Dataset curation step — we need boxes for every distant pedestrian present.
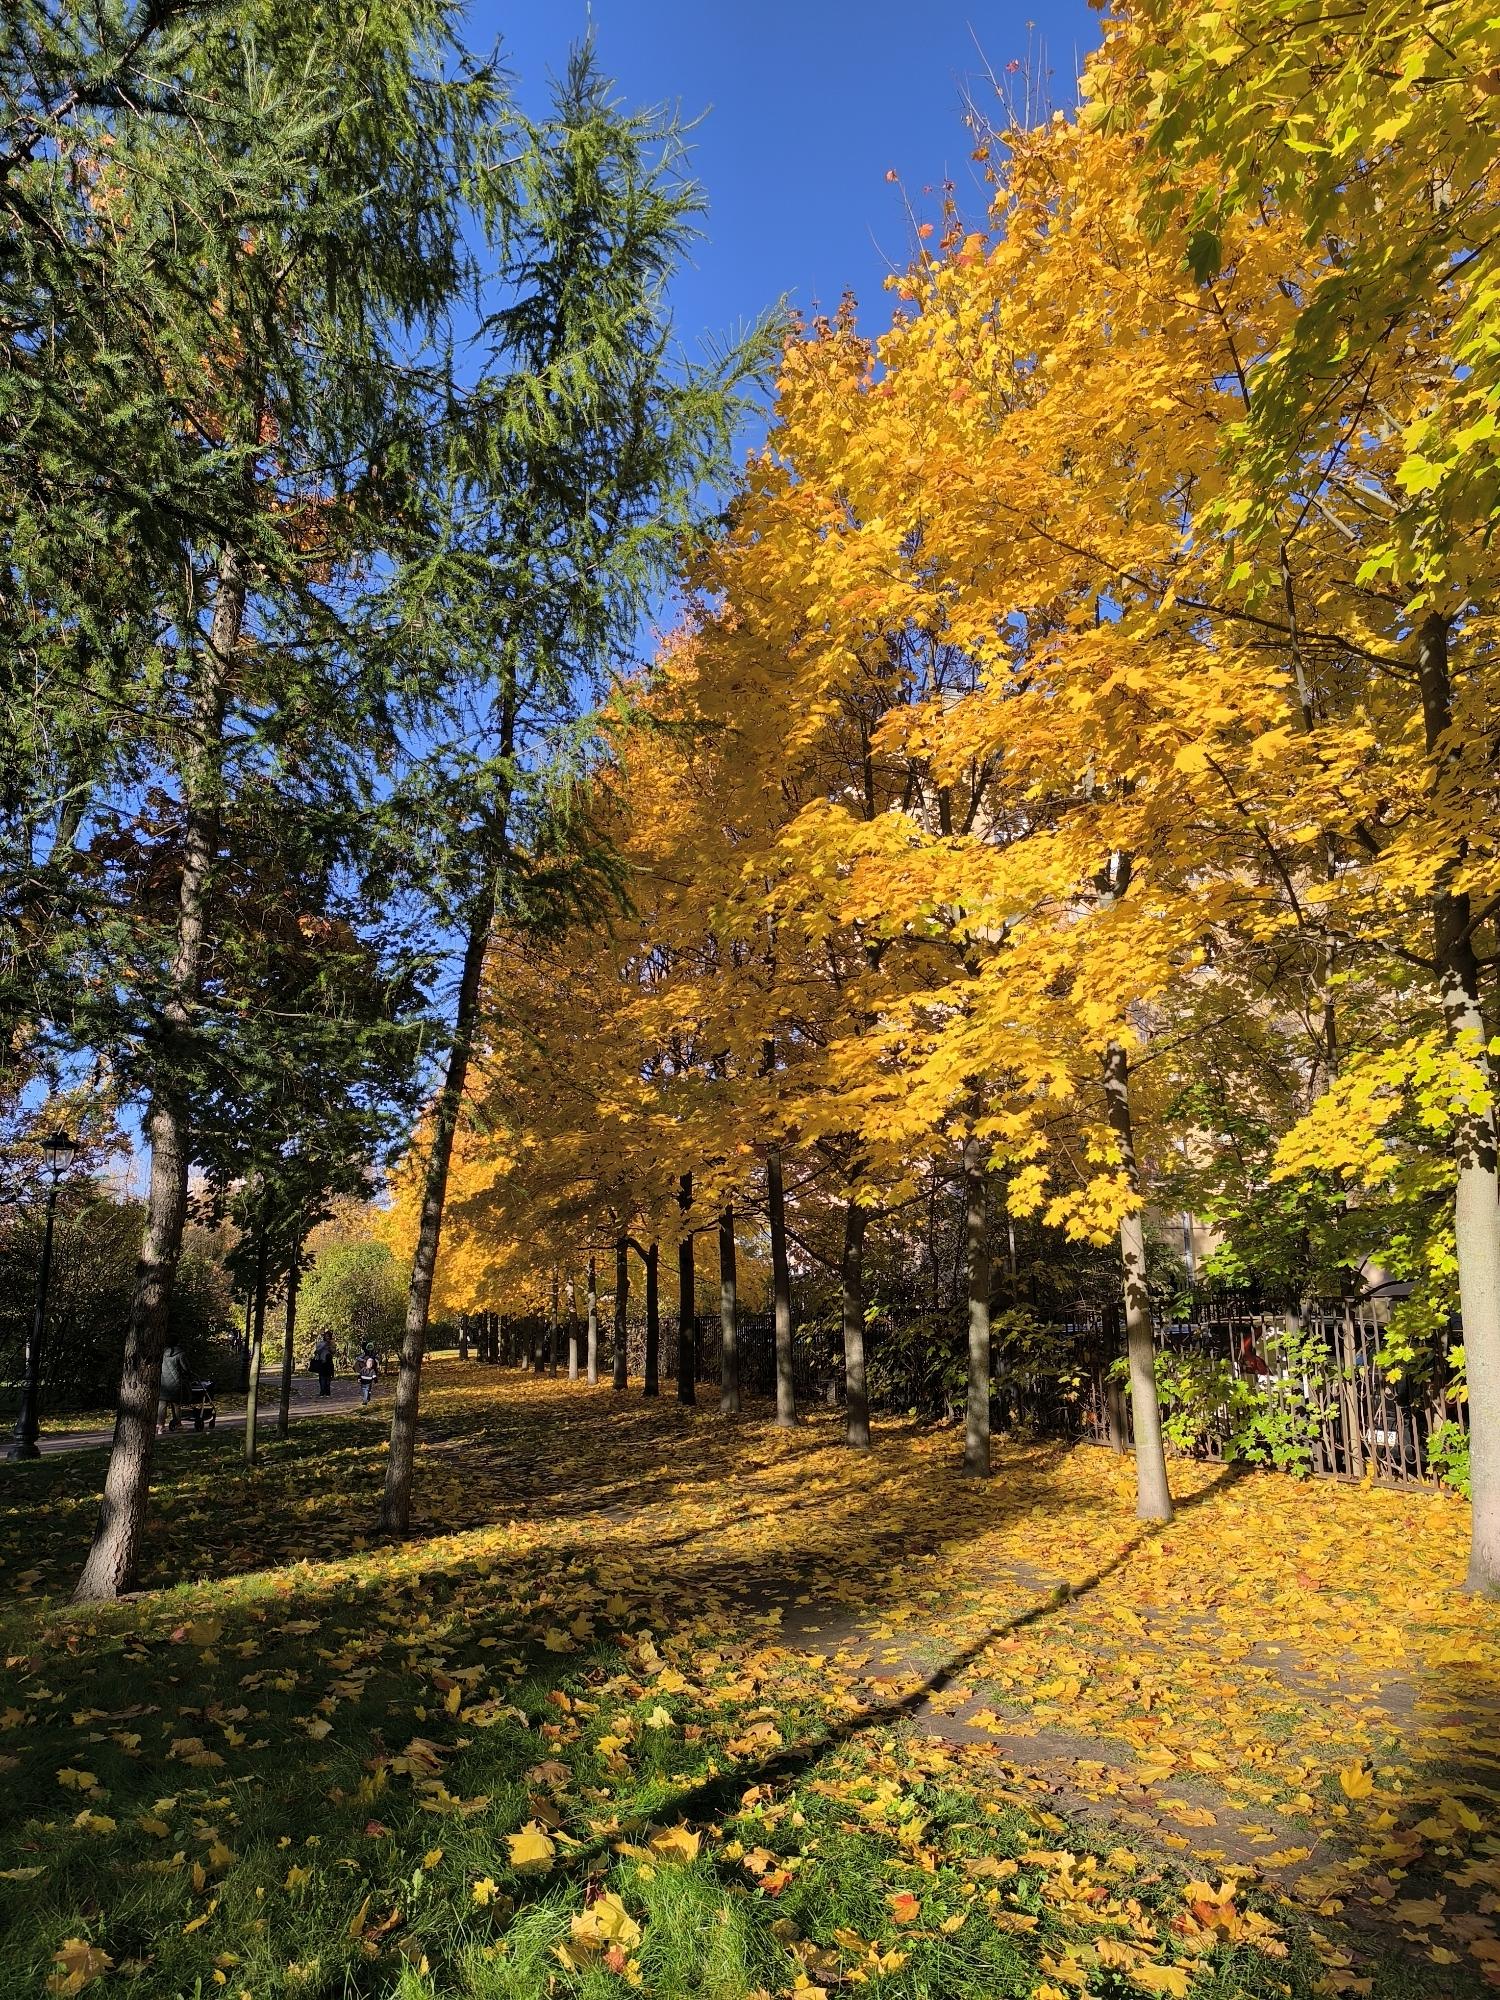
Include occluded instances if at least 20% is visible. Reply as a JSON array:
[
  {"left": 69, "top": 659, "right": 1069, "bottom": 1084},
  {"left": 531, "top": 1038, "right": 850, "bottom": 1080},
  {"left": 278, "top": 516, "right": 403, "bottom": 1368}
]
[
  {"left": 311, "top": 1334, "right": 335, "bottom": 1397},
  {"left": 158, "top": 1342, "right": 190, "bottom": 1433},
  {"left": 357, "top": 1343, "right": 379, "bottom": 1406}
]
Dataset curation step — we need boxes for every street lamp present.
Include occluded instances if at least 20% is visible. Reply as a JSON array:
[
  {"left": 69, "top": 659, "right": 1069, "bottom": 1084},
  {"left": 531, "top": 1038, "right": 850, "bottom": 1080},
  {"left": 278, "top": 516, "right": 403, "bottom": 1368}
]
[{"left": 8, "top": 1130, "right": 80, "bottom": 1462}]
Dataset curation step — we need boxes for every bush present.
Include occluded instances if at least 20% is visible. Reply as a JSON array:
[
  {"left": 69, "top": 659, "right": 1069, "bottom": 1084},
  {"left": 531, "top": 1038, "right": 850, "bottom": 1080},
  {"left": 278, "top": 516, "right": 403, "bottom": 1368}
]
[
  {"left": 1426, "top": 1419, "right": 1471, "bottom": 1497},
  {"left": 0, "top": 1188, "right": 234, "bottom": 1408},
  {"left": 1143, "top": 1322, "right": 1335, "bottom": 1476},
  {"left": 298, "top": 1238, "right": 405, "bottom": 1358}
]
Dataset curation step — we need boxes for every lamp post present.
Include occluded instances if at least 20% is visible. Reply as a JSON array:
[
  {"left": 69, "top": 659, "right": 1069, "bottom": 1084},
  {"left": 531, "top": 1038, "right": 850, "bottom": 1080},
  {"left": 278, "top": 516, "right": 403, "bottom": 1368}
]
[{"left": 8, "top": 1130, "right": 80, "bottom": 1461}]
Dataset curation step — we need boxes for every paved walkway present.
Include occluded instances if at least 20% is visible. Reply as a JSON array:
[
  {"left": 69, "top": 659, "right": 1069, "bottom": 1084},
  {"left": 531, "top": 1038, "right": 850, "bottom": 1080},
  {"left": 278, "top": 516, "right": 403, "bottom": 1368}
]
[{"left": 26, "top": 1379, "right": 368, "bottom": 1457}]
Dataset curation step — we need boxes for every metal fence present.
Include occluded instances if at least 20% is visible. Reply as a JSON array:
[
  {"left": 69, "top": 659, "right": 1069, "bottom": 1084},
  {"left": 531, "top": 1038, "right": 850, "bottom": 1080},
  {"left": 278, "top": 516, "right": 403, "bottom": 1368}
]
[
  {"left": 478, "top": 1291, "right": 1467, "bottom": 1488},
  {"left": 1066, "top": 1296, "right": 1465, "bottom": 1486}
]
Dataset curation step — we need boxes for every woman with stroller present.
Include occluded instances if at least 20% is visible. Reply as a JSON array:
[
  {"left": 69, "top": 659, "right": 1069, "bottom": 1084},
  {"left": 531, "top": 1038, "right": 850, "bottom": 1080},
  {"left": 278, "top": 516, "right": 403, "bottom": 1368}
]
[{"left": 310, "top": 1332, "right": 336, "bottom": 1397}]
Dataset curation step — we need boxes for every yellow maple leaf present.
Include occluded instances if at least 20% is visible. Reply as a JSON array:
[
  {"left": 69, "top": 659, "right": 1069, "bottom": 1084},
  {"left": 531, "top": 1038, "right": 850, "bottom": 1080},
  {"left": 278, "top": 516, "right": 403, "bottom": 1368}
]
[
  {"left": 1131, "top": 1964, "right": 1190, "bottom": 1997},
  {"left": 649, "top": 1825, "right": 701, "bottom": 1865},
  {"left": 1338, "top": 1763, "right": 1374, "bottom": 1799},
  {"left": 571, "top": 1891, "right": 643, "bottom": 1952},
  {"left": 506, "top": 1822, "right": 556, "bottom": 1873}
]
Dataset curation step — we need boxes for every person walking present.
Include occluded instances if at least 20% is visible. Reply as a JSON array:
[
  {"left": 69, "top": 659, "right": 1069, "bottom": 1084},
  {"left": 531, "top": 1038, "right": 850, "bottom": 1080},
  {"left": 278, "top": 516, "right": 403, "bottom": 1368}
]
[
  {"left": 357, "top": 1342, "right": 379, "bottom": 1407},
  {"left": 311, "top": 1333, "right": 335, "bottom": 1397},
  {"left": 158, "top": 1342, "right": 191, "bottom": 1433}
]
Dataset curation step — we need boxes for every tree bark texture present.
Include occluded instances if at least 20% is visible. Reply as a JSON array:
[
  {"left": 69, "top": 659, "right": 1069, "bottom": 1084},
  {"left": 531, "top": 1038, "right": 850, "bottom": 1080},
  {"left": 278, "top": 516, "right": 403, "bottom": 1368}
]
[
  {"left": 243, "top": 1230, "right": 269, "bottom": 1470},
  {"left": 75, "top": 544, "right": 242, "bottom": 1601},
  {"left": 1102, "top": 1039, "right": 1174, "bottom": 1523},
  {"left": 276, "top": 1239, "right": 301, "bottom": 1437},
  {"left": 612, "top": 1236, "right": 629, "bottom": 1390},
  {"left": 718, "top": 1206, "right": 740, "bottom": 1414},
  {"left": 585, "top": 1256, "right": 598, "bottom": 1385},
  {"left": 677, "top": 1172, "right": 695, "bottom": 1405},
  {"left": 841, "top": 1197, "right": 869, "bottom": 1448},
  {"left": 643, "top": 1242, "right": 659, "bottom": 1397},
  {"left": 767, "top": 1146, "right": 796, "bottom": 1426},
  {"left": 380, "top": 908, "right": 489, "bottom": 1535},
  {"left": 963, "top": 1135, "right": 992, "bottom": 1477}
]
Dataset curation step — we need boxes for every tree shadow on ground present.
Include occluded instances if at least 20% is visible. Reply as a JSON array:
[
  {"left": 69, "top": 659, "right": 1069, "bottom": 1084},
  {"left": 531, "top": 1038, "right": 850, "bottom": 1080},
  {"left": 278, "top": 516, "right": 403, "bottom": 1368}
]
[{"left": 1, "top": 1368, "right": 1496, "bottom": 1996}]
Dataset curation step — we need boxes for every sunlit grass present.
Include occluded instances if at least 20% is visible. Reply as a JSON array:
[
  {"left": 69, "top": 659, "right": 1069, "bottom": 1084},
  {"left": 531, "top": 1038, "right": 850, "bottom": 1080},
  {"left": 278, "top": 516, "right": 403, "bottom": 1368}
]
[{"left": 0, "top": 1367, "right": 1494, "bottom": 1997}]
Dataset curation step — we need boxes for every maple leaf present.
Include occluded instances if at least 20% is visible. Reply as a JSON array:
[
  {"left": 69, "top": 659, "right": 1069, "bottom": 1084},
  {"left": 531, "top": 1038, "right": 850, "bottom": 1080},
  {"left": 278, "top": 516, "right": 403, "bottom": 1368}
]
[
  {"left": 649, "top": 1825, "right": 701, "bottom": 1864},
  {"left": 506, "top": 1822, "right": 556, "bottom": 1873},
  {"left": 1130, "top": 1963, "right": 1191, "bottom": 1997},
  {"left": 46, "top": 1940, "right": 113, "bottom": 1995}
]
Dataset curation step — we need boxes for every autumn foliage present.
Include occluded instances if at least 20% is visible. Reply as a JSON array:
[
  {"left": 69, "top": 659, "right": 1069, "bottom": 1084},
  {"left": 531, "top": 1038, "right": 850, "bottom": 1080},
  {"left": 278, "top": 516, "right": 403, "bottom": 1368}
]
[{"left": 401, "top": 2, "right": 1500, "bottom": 1588}]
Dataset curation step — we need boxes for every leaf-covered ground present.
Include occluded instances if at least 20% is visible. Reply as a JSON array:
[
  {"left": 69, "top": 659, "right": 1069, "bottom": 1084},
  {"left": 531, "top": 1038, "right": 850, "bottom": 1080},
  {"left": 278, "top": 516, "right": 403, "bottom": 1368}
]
[{"left": 1, "top": 1369, "right": 1497, "bottom": 1999}]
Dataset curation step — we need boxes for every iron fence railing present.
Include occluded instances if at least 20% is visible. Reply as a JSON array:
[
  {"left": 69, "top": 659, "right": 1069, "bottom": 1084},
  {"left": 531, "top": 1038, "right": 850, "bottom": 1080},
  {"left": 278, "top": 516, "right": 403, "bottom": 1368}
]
[{"left": 474, "top": 1291, "right": 1466, "bottom": 1488}]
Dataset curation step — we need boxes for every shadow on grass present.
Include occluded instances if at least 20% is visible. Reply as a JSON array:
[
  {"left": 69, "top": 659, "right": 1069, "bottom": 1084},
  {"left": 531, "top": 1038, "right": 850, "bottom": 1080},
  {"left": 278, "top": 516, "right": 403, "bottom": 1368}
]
[{"left": 0, "top": 1372, "right": 1494, "bottom": 1998}]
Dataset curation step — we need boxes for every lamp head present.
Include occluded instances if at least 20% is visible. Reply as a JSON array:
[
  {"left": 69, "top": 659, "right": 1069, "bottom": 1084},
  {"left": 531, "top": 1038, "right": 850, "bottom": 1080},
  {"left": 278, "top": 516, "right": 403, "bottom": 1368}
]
[{"left": 41, "top": 1130, "right": 79, "bottom": 1177}]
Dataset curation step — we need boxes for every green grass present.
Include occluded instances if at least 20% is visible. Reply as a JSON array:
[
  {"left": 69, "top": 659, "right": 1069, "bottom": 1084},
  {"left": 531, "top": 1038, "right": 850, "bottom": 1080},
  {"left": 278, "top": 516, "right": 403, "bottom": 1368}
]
[{"left": 0, "top": 1369, "right": 1492, "bottom": 1998}]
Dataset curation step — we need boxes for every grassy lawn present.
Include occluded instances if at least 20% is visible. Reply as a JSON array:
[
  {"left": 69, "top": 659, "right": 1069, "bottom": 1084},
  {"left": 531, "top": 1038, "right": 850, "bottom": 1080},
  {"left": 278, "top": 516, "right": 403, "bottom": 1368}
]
[{"left": 1, "top": 1368, "right": 1497, "bottom": 1998}]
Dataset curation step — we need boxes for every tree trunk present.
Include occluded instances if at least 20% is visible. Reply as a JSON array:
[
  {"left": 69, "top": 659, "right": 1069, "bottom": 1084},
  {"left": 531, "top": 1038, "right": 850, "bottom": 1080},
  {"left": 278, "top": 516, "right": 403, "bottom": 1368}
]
[
  {"left": 963, "top": 1135, "right": 991, "bottom": 1477},
  {"left": 586, "top": 1255, "right": 599, "bottom": 1385},
  {"left": 567, "top": 1274, "right": 580, "bottom": 1381},
  {"left": 613, "top": 1236, "right": 629, "bottom": 1389},
  {"left": 718, "top": 1206, "right": 740, "bottom": 1414},
  {"left": 243, "top": 1230, "right": 269, "bottom": 1469},
  {"left": 768, "top": 1147, "right": 796, "bottom": 1426},
  {"left": 1102, "top": 1039, "right": 1174, "bottom": 1522},
  {"left": 841, "top": 1197, "right": 870, "bottom": 1448},
  {"left": 380, "top": 907, "right": 489, "bottom": 1535},
  {"left": 75, "top": 544, "right": 242, "bottom": 1602},
  {"left": 1104, "top": 1304, "right": 1127, "bottom": 1452},
  {"left": 643, "top": 1242, "right": 660, "bottom": 1397},
  {"left": 239, "top": 1288, "right": 252, "bottom": 1392},
  {"left": 677, "top": 1172, "right": 695, "bottom": 1405},
  {"left": 276, "top": 1238, "right": 301, "bottom": 1437},
  {"left": 1417, "top": 610, "right": 1500, "bottom": 1592},
  {"left": 550, "top": 1266, "right": 561, "bottom": 1375}
]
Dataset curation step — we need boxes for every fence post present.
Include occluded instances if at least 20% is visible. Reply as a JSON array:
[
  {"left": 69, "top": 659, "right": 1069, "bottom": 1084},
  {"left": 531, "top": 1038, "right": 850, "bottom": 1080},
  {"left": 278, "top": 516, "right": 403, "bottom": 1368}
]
[{"left": 1340, "top": 1305, "right": 1366, "bottom": 1479}]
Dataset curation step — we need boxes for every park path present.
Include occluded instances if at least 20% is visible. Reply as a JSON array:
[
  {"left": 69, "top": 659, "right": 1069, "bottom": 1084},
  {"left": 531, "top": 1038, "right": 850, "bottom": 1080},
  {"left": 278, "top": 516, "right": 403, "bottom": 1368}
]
[{"left": 29, "top": 1378, "right": 367, "bottom": 1456}]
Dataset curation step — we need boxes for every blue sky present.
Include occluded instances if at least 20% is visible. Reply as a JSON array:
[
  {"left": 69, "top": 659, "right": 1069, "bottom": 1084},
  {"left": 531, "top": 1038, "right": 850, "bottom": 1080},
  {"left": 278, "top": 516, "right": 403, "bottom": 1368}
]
[{"left": 481, "top": 1, "right": 1102, "bottom": 374}]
